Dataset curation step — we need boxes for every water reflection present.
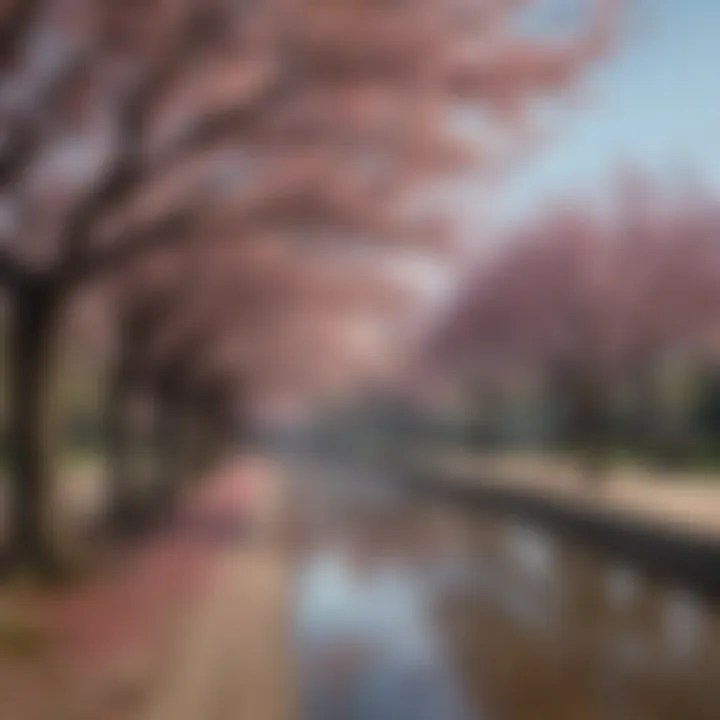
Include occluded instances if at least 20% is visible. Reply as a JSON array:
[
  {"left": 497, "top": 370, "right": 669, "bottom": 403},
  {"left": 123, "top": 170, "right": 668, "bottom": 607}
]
[
  {"left": 606, "top": 566, "right": 641, "bottom": 611},
  {"left": 289, "top": 485, "right": 474, "bottom": 720},
  {"left": 287, "top": 470, "right": 720, "bottom": 719},
  {"left": 504, "top": 524, "right": 556, "bottom": 582},
  {"left": 453, "top": 508, "right": 720, "bottom": 720},
  {"left": 662, "top": 589, "right": 703, "bottom": 661}
]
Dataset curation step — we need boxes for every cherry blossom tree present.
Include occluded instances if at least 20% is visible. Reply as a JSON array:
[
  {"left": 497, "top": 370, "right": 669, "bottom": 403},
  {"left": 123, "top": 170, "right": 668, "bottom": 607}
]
[
  {"left": 0, "top": 0, "right": 614, "bottom": 570},
  {"left": 431, "top": 177, "right": 720, "bottom": 476}
]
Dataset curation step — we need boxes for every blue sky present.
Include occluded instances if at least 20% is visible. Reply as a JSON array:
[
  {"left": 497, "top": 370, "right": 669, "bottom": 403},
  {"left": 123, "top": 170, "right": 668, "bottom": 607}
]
[{"left": 497, "top": 0, "right": 720, "bottom": 225}]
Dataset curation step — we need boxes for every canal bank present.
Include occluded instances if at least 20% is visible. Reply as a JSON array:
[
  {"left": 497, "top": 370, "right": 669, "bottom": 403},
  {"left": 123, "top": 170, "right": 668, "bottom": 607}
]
[{"left": 406, "top": 454, "right": 720, "bottom": 600}]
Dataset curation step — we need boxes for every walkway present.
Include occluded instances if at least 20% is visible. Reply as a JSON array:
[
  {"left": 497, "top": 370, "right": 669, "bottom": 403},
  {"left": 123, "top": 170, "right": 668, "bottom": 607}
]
[
  {"left": 140, "top": 456, "right": 292, "bottom": 720},
  {"left": 0, "top": 457, "right": 292, "bottom": 720},
  {"left": 425, "top": 451, "right": 720, "bottom": 540}
]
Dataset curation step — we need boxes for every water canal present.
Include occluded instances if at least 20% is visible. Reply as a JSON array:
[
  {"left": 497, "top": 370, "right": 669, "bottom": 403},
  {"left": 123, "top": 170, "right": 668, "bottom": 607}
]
[{"left": 286, "top": 461, "right": 720, "bottom": 720}]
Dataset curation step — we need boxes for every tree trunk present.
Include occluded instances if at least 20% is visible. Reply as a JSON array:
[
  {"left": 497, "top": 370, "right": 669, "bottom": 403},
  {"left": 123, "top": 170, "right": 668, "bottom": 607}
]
[
  {"left": 563, "top": 370, "right": 611, "bottom": 483},
  {"left": 186, "top": 404, "right": 211, "bottom": 478},
  {"left": 6, "top": 282, "right": 60, "bottom": 573},
  {"left": 630, "top": 366, "right": 660, "bottom": 457},
  {"left": 632, "top": 363, "right": 692, "bottom": 466},
  {"left": 150, "top": 391, "right": 186, "bottom": 516},
  {"left": 105, "top": 355, "right": 143, "bottom": 532}
]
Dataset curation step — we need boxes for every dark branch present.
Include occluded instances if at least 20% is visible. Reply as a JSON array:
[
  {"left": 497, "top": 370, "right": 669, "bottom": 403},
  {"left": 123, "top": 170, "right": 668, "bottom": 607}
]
[
  {"left": 68, "top": 212, "right": 198, "bottom": 286},
  {"left": 0, "top": 0, "right": 41, "bottom": 66}
]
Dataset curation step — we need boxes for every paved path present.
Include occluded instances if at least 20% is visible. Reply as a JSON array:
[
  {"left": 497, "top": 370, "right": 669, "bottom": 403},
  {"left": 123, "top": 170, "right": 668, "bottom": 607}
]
[
  {"left": 424, "top": 451, "right": 720, "bottom": 540},
  {"left": 138, "top": 457, "right": 293, "bottom": 720},
  {"left": 0, "top": 457, "right": 293, "bottom": 720}
]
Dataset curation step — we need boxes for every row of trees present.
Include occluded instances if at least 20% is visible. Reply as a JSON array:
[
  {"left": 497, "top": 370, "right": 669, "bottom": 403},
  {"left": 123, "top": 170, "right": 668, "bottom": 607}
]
[
  {"left": 0, "top": 0, "right": 615, "bottom": 573},
  {"left": 430, "top": 175, "right": 720, "bottom": 475}
]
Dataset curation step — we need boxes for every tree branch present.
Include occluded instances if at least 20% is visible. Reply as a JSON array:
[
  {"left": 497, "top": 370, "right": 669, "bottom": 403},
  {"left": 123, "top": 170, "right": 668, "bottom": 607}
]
[
  {"left": 69, "top": 212, "right": 197, "bottom": 286},
  {"left": 0, "top": 0, "right": 41, "bottom": 65}
]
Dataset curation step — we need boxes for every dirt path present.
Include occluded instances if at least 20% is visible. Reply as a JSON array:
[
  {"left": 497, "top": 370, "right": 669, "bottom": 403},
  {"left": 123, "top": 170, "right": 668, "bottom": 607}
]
[
  {"left": 427, "top": 451, "right": 720, "bottom": 539},
  {"left": 138, "top": 457, "right": 293, "bottom": 720}
]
